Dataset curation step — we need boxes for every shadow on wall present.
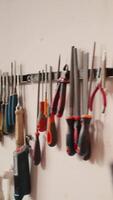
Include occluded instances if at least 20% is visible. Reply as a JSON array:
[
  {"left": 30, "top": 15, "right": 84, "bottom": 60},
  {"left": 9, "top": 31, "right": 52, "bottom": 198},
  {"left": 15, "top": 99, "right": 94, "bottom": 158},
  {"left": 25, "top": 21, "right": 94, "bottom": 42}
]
[{"left": 90, "top": 120, "right": 105, "bottom": 165}]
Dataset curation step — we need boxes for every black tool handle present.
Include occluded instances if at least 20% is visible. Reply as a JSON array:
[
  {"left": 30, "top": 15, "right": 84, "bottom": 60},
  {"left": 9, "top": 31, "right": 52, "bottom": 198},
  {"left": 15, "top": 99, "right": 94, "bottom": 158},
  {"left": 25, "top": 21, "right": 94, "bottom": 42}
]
[
  {"left": 66, "top": 117, "right": 76, "bottom": 156},
  {"left": 77, "top": 116, "right": 92, "bottom": 160},
  {"left": 33, "top": 132, "right": 41, "bottom": 165}
]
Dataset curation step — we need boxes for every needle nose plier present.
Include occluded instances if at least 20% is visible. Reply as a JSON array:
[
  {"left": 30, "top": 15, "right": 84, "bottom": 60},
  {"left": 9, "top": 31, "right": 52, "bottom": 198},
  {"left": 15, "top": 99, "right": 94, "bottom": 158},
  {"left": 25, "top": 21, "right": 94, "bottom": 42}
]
[
  {"left": 89, "top": 54, "right": 107, "bottom": 113},
  {"left": 51, "top": 64, "right": 69, "bottom": 117}
]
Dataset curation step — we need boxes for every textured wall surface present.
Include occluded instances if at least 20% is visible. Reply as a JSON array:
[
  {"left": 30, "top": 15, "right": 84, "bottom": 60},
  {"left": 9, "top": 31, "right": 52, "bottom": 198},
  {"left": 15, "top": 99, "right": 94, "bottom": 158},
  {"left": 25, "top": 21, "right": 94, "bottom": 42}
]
[{"left": 0, "top": 0, "right": 113, "bottom": 199}]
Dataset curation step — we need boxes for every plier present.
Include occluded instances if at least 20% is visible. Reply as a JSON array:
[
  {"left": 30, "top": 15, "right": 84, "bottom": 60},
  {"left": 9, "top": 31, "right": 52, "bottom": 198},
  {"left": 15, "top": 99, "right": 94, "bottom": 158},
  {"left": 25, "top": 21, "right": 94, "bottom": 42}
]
[
  {"left": 51, "top": 64, "right": 69, "bottom": 117},
  {"left": 89, "top": 54, "right": 107, "bottom": 113}
]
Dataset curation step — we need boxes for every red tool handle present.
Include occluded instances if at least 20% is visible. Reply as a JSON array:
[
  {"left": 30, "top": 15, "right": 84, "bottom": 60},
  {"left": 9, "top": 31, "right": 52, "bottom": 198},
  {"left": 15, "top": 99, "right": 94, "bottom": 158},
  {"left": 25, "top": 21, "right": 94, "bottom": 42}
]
[
  {"left": 47, "top": 114, "right": 57, "bottom": 146},
  {"left": 37, "top": 101, "right": 47, "bottom": 132}
]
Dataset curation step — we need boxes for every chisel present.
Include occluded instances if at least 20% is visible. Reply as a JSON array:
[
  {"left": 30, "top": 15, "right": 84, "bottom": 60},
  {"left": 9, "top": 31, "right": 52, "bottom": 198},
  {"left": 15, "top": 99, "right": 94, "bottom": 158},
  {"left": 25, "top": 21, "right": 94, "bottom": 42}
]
[
  {"left": 47, "top": 66, "right": 57, "bottom": 147},
  {"left": 33, "top": 71, "right": 41, "bottom": 165}
]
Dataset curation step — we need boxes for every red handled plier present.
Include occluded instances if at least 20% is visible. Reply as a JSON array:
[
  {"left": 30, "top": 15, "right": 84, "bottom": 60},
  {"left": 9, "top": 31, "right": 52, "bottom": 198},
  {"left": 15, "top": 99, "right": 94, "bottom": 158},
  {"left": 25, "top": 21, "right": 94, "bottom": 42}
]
[{"left": 51, "top": 64, "right": 69, "bottom": 117}]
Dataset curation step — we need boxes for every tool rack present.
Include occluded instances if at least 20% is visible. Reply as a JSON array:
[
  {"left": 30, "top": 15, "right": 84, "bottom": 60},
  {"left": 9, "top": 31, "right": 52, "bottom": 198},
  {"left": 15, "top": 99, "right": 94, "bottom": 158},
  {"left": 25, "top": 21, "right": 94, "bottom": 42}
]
[{"left": 20, "top": 68, "right": 113, "bottom": 84}]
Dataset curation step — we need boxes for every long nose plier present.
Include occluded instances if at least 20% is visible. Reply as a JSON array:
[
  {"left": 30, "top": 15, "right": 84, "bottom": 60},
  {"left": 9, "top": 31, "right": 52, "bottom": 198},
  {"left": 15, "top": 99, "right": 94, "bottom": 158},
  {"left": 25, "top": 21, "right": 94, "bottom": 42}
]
[{"left": 89, "top": 54, "right": 107, "bottom": 113}]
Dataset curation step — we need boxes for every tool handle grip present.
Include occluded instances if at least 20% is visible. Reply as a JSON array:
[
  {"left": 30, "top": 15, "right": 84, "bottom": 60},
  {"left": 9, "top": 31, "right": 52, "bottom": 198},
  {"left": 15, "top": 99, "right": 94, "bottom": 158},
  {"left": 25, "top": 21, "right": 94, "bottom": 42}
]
[
  {"left": 47, "top": 114, "right": 57, "bottom": 147},
  {"left": 12, "top": 94, "right": 18, "bottom": 126},
  {"left": 15, "top": 107, "right": 25, "bottom": 147},
  {"left": 37, "top": 102, "right": 47, "bottom": 132},
  {"left": 44, "top": 100, "right": 49, "bottom": 117},
  {"left": 51, "top": 83, "right": 61, "bottom": 115},
  {"left": 4, "top": 103, "right": 13, "bottom": 134},
  {"left": 33, "top": 132, "right": 41, "bottom": 165},
  {"left": 73, "top": 118, "right": 81, "bottom": 151},
  {"left": 57, "top": 83, "right": 67, "bottom": 117},
  {"left": 77, "top": 116, "right": 91, "bottom": 160},
  {"left": 7, "top": 95, "right": 13, "bottom": 126},
  {"left": 66, "top": 118, "right": 76, "bottom": 156}
]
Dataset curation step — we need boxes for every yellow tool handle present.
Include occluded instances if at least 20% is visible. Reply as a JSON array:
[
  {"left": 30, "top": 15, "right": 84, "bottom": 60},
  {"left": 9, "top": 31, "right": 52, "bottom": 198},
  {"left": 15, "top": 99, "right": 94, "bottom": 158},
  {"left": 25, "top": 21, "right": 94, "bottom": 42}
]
[{"left": 15, "top": 106, "right": 25, "bottom": 147}]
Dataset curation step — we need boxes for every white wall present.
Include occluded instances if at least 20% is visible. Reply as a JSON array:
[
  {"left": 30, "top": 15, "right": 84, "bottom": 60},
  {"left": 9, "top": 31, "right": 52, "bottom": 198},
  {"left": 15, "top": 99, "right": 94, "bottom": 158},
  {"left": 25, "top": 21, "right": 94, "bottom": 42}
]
[{"left": 0, "top": 0, "right": 113, "bottom": 199}]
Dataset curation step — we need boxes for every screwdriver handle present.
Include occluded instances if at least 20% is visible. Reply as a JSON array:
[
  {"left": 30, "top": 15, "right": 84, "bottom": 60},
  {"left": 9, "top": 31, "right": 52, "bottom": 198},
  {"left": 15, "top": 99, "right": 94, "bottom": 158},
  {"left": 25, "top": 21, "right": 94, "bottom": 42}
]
[
  {"left": 15, "top": 107, "right": 25, "bottom": 147},
  {"left": 33, "top": 131, "right": 41, "bottom": 165},
  {"left": 77, "top": 115, "right": 92, "bottom": 160},
  {"left": 37, "top": 101, "right": 47, "bottom": 132},
  {"left": 66, "top": 117, "right": 76, "bottom": 156},
  {"left": 0, "top": 104, "right": 3, "bottom": 140},
  {"left": 47, "top": 114, "right": 57, "bottom": 147},
  {"left": 73, "top": 116, "right": 81, "bottom": 151},
  {"left": 11, "top": 94, "right": 18, "bottom": 126}
]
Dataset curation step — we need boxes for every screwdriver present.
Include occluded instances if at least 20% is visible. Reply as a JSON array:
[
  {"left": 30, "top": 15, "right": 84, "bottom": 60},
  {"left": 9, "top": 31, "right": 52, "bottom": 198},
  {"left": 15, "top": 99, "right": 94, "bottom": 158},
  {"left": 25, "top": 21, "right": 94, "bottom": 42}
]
[
  {"left": 11, "top": 61, "right": 18, "bottom": 126},
  {"left": 4, "top": 72, "right": 12, "bottom": 134},
  {"left": 1, "top": 73, "right": 6, "bottom": 135},
  {"left": 37, "top": 70, "right": 47, "bottom": 132},
  {"left": 7, "top": 62, "right": 14, "bottom": 128},
  {"left": 15, "top": 65, "right": 25, "bottom": 148},
  {"left": 47, "top": 66, "right": 57, "bottom": 147},
  {"left": 77, "top": 43, "right": 96, "bottom": 160},
  {"left": 0, "top": 71, "right": 3, "bottom": 140},
  {"left": 33, "top": 71, "right": 41, "bottom": 165},
  {"left": 44, "top": 65, "right": 49, "bottom": 117}
]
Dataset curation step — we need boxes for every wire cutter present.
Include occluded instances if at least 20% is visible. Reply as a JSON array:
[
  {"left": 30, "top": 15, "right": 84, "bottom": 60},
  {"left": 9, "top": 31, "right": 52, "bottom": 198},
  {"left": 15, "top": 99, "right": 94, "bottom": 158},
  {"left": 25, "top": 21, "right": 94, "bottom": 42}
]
[
  {"left": 89, "top": 54, "right": 107, "bottom": 113},
  {"left": 51, "top": 64, "right": 69, "bottom": 117}
]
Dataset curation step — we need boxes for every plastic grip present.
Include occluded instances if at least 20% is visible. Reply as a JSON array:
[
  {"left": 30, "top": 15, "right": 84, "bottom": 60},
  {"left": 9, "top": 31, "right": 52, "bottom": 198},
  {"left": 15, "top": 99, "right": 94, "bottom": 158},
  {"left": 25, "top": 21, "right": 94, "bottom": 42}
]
[
  {"left": 77, "top": 117, "right": 91, "bottom": 160},
  {"left": 33, "top": 132, "right": 41, "bottom": 165},
  {"left": 66, "top": 118, "right": 76, "bottom": 156},
  {"left": 47, "top": 114, "right": 57, "bottom": 147},
  {"left": 8, "top": 95, "right": 13, "bottom": 126},
  {"left": 12, "top": 94, "right": 18, "bottom": 126}
]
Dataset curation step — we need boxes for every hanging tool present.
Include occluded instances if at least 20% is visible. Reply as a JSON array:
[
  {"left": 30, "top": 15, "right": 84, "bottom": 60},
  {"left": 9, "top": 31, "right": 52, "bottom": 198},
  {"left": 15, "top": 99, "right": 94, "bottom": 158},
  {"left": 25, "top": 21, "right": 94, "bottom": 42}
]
[
  {"left": 37, "top": 70, "right": 47, "bottom": 132},
  {"left": 1, "top": 73, "right": 6, "bottom": 135},
  {"left": 51, "top": 64, "right": 69, "bottom": 117},
  {"left": 0, "top": 71, "right": 3, "bottom": 140},
  {"left": 77, "top": 43, "right": 96, "bottom": 160},
  {"left": 7, "top": 62, "right": 14, "bottom": 129},
  {"left": 15, "top": 66, "right": 25, "bottom": 148},
  {"left": 4, "top": 72, "right": 12, "bottom": 134},
  {"left": 89, "top": 54, "right": 107, "bottom": 113},
  {"left": 12, "top": 61, "right": 18, "bottom": 126},
  {"left": 47, "top": 66, "right": 57, "bottom": 147},
  {"left": 57, "top": 55, "right": 61, "bottom": 80},
  {"left": 44, "top": 65, "right": 49, "bottom": 117},
  {"left": 33, "top": 71, "right": 41, "bottom": 165},
  {"left": 66, "top": 46, "right": 78, "bottom": 156}
]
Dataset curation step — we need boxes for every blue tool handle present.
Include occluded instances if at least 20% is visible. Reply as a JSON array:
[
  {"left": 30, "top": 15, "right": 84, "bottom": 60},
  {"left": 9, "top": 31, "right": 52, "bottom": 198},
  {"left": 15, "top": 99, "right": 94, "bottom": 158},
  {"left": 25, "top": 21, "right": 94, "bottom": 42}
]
[
  {"left": 4, "top": 103, "right": 13, "bottom": 134},
  {"left": 8, "top": 95, "right": 13, "bottom": 126},
  {"left": 11, "top": 94, "right": 18, "bottom": 126}
]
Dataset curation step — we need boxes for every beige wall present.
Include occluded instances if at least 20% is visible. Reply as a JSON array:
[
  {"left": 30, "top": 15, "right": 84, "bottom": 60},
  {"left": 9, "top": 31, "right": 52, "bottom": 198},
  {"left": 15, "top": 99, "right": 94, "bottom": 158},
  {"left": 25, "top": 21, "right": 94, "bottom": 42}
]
[{"left": 0, "top": 0, "right": 113, "bottom": 199}]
